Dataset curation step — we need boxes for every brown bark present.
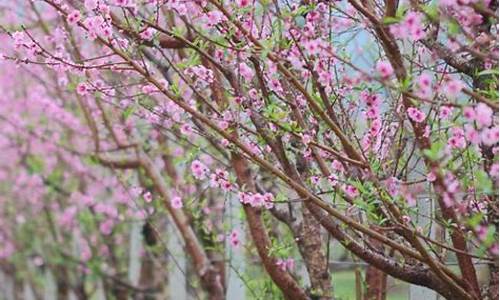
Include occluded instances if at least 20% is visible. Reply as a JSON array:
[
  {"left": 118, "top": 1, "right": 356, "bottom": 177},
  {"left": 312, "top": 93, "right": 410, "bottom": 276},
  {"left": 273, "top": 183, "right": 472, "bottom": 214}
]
[
  {"left": 231, "top": 152, "right": 309, "bottom": 300},
  {"left": 364, "top": 234, "right": 386, "bottom": 300},
  {"left": 139, "top": 152, "right": 225, "bottom": 300},
  {"left": 298, "top": 207, "right": 332, "bottom": 300},
  {"left": 364, "top": 250, "right": 387, "bottom": 300}
]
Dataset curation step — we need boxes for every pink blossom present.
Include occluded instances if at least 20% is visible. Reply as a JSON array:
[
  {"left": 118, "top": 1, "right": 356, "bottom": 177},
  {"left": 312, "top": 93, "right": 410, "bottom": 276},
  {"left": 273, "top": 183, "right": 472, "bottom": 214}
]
[
  {"left": 249, "top": 193, "right": 264, "bottom": 207},
  {"left": 12, "top": 31, "right": 26, "bottom": 48},
  {"left": 423, "top": 125, "right": 431, "bottom": 138},
  {"left": 416, "top": 73, "right": 432, "bottom": 89},
  {"left": 369, "top": 118, "right": 382, "bottom": 136},
  {"left": 403, "top": 190, "right": 416, "bottom": 206},
  {"left": 439, "top": 106, "right": 453, "bottom": 119},
  {"left": 229, "top": 229, "right": 240, "bottom": 247},
  {"left": 404, "top": 12, "right": 422, "bottom": 30},
  {"left": 238, "top": 63, "right": 254, "bottom": 82},
  {"left": 475, "top": 103, "right": 493, "bottom": 128},
  {"left": 85, "top": 0, "right": 98, "bottom": 10},
  {"left": 427, "top": 171, "right": 437, "bottom": 182},
  {"left": 407, "top": 107, "right": 425, "bottom": 123},
  {"left": 59, "top": 206, "right": 78, "bottom": 229},
  {"left": 263, "top": 193, "right": 275, "bottom": 209},
  {"left": 204, "top": 11, "right": 224, "bottom": 28},
  {"left": 185, "top": 65, "right": 214, "bottom": 85},
  {"left": 67, "top": 10, "right": 81, "bottom": 25},
  {"left": 310, "top": 175, "right": 320, "bottom": 186},
  {"left": 171, "top": 196, "right": 183, "bottom": 209},
  {"left": 269, "top": 78, "right": 283, "bottom": 94},
  {"left": 180, "top": 123, "right": 194, "bottom": 137},
  {"left": 366, "top": 106, "right": 380, "bottom": 119},
  {"left": 301, "top": 133, "right": 312, "bottom": 145},
  {"left": 442, "top": 79, "right": 464, "bottom": 99},
  {"left": 448, "top": 136, "right": 466, "bottom": 149},
  {"left": 490, "top": 244, "right": 499, "bottom": 256},
  {"left": 143, "top": 191, "right": 153, "bottom": 203},
  {"left": 191, "top": 160, "right": 208, "bottom": 179},
  {"left": 305, "top": 39, "right": 321, "bottom": 56},
  {"left": 99, "top": 219, "right": 114, "bottom": 235},
  {"left": 276, "top": 258, "right": 295, "bottom": 272},
  {"left": 237, "top": 0, "right": 250, "bottom": 7},
  {"left": 464, "top": 124, "right": 481, "bottom": 145},
  {"left": 463, "top": 106, "right": 476, "bottom": 121},
  {"left": 385, "top": 177, "right": 401, "bottom": 197},
  {"left": 401, "top": 215, "right": 411, "bottom": 223},
  {"left": 140, "top": 28, "right": 155, "bottom": 40},
  {"left": 76, "top": 82, "right": 89, "bottom": 95},
  {"left": 490, "top": 163, "right": 499, "bottom": 179},
  {"left": 480, "top": 127, "right": 499, "bottom": 146},
  {"left": 80, "top": 240, "right": 92, "bottom": 262},
  {"left": 331, "top": 160, "right": 345, "bottom": 173},
  {"left": 115, "top": 0, "right": 133, "bottom": 7},
  {"left": 389, "top": 12, "right": 426, "bottom": 41},
  {"left": 344, "top": 185, "right": 359, "bottom": 198},
  {"left": 376, "top": 61, "right": 394, "bottom": 79}
]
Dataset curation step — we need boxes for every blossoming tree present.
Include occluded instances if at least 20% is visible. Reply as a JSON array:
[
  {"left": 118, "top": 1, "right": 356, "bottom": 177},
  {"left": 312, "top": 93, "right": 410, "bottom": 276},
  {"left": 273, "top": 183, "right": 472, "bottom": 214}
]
[{"left": 0, "top": 0, "right": 498, "bottom": 299}]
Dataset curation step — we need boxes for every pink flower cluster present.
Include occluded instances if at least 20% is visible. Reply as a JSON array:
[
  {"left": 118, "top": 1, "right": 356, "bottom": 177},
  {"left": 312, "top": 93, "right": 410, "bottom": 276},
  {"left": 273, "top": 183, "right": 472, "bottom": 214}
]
[
  {"left": 139, "top": 28, "right": 155, "bottom": 40},
  {"left": 85, "top": 0, "right": 98, "bottom": 10},
  {"left": 343, "top": 185, "right": 359, "bottom": 198},
  {"left": 171, "top": 196, "right": 183, "bottom": 209},
  {"left": 462, "top": 104, "right": 498, "bottom": 146},
  {"left": 202, "top": 11, "right": 225, "bottom": 29},
  {"left": 191, "top": 160, "right": 208, "bottom": 179},
  {"left": 414, "top": 73, "right": 433, "bottom": 99},
  {"left": 237, "top": 0, "right": 250, "bottom": 7},
  {"left": 442, "top": 172, "right": 461, "bottom": 207},
  {"left": 376, "top": 61, "right": 394, "bottom": 79},
  {"left": 275, "top": 258, "right": 295, "bottom": 272},
  {"left": 439, "top": 106, "right": 453, "bottom": 120},
  {"left": 229, "top": 229, "right": 240, "bottom": 247},
  {"left": 83, "top": 16, "right": 113, "bottom": 40},
  {"left": 390, "top": 12, "right": 426, "bottom": 42},
  {"left": 407, "top": 107, "right": 426, "bottom": 123},
  {"left": 238, "top": 63, "right": 254, "bottom": 82},
  {"left": 238, "top": 192, "right": 275, "bottom": 209},
  {"left": 210, "top": 169, "right": 233, "bottom": 192},
  {"left": 464, "top": 103, "right": 493, "bottom": 128},
  {"left": 114, "top": 0, "right": 135, "bottom": 7},
  {"left": 67, "top": 10, "right": 81, "bottom": 25},
  {"left": 77, "top": 82, "right": 90, "bottom": 95},
  {"left": 442, "top": 78, "right": 464, "bottom": 99},
  {"left": 12, "top": 31, "right": 26, "bottom": 48},
  {"left": 99, "top": 219, "right": 114, "bottom": 235},
  {"left": 185, "top": 65, "right": 214, "bottom": 86},
  {"left": 12, "top": 31, "right": 40, "bottom": 57},
  {"left": 448, "top": 127, "right": 466, "bottom": 149},
  {"left": 361, "top": 91, "right": 382, "bottom": 120}
]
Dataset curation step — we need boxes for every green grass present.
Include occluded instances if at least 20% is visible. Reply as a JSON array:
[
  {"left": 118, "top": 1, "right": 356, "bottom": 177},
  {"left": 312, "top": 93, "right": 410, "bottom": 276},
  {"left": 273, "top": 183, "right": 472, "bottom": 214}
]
[{"left": 332, "top": 271, "right": 408, "bottom": 300}]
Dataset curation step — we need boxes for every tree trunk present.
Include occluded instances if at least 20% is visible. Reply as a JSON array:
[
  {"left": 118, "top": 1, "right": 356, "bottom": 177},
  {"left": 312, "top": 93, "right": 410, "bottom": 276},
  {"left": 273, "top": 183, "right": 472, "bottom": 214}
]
[{"left": 364, "top": 262, "right": 387, "bottom": 300}]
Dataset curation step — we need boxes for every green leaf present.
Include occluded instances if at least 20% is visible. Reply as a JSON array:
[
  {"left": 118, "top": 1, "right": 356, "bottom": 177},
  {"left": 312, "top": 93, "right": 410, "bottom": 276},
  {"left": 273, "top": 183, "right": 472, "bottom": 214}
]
[
  {"left": 422, "top": 3, "right": 439, "bottom": 21},
  {"left": 448, "top": 20, "right": 460, "bottom": 35},
  {"left": 122, "top": 105, "right": 135, "bottom": 120},
  {"left": 26, "top": 155, "right": 44, "bottom": 174},
  {"left": 382, "top": 17, "right": 401, "bottom": 25},
  {"left": 423, "top": 141, "right": 445, "bottom": 161},
  {"left": 467, "top": 213, "right": 485, "bottom": 228},
  {"left": 477, "top": 68, "right": 499, "bottom": 77},
  {"left": 474, "top": 169, "right": 493, "bottom": 195}
]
